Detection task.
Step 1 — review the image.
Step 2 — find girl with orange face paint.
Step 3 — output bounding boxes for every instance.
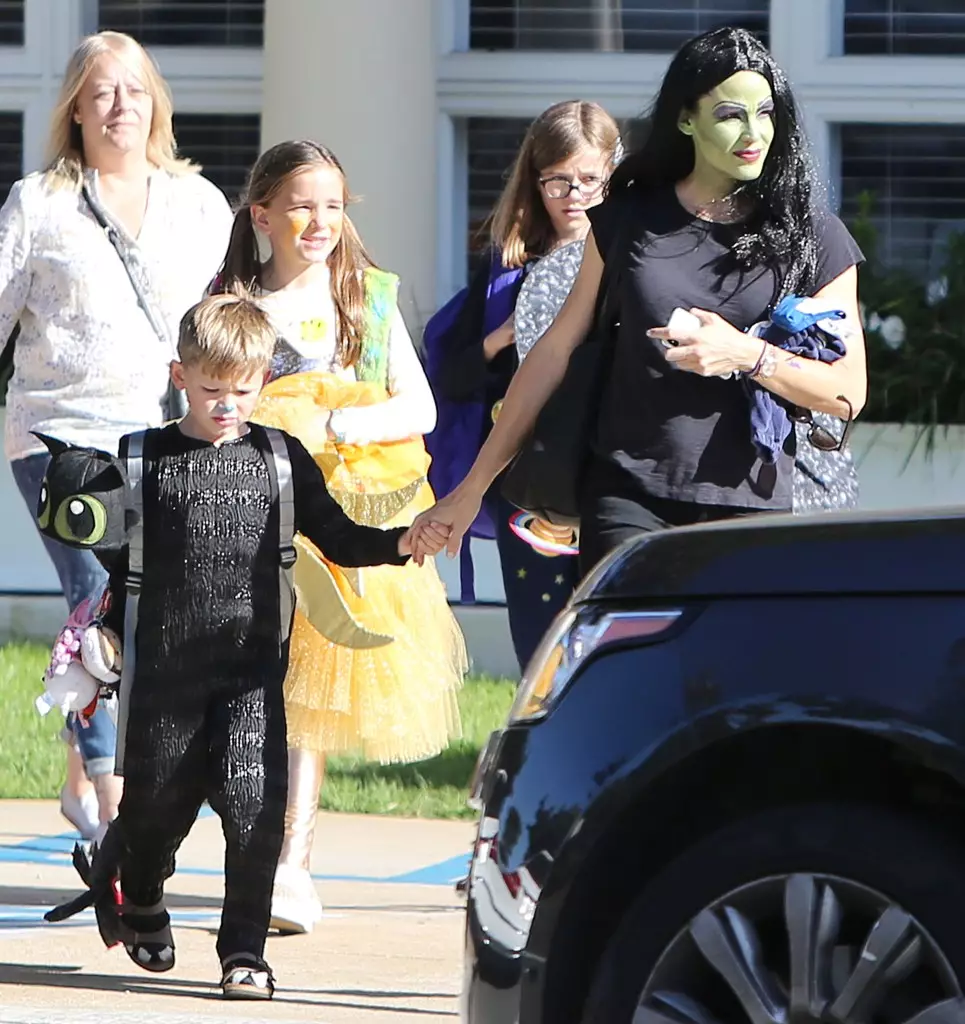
[216,141,466,936]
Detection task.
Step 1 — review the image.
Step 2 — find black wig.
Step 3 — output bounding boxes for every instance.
[609,26,821,296]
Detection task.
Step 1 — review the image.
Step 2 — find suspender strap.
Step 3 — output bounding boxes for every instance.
[262,426,297,647]
[114,429,147,776]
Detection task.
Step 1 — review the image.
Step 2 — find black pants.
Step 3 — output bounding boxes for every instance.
[116,674,288,961]
[578,459,768,577]
[495,495,580,674]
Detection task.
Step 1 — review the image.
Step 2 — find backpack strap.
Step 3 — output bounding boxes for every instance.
[114,428,149,777]
[255,425,297,648]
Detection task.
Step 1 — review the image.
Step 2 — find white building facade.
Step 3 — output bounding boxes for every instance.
[2,0,965,610]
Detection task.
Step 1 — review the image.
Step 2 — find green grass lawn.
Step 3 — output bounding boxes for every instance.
[0,641,515,819]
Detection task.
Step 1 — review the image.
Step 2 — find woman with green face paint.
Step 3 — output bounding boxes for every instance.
[409,26,866,576]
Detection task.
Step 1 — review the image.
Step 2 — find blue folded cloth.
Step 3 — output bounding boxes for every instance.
[744,296,849,464]
[770,294,846,334]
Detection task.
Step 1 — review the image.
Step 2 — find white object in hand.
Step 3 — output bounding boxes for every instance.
[664,308,701,343]
[36,660,99,717]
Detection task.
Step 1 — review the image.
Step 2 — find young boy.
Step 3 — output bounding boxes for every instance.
[46,290,445,999]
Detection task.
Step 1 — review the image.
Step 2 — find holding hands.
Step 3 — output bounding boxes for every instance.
[647,308,762,378]
[407,483,482,565]
[399,518,452,560]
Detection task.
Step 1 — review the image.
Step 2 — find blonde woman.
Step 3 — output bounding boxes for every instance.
[0,31,233,838]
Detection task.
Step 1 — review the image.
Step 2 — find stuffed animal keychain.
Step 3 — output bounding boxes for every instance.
[37,586,122,720]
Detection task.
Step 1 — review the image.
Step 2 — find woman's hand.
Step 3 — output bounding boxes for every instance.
[647,309,762,378]
[409,483,484,565]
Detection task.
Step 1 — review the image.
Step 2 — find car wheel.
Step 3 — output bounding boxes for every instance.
[581,802,965,1024]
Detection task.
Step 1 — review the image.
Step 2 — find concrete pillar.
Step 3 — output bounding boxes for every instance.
[261,0,438,335]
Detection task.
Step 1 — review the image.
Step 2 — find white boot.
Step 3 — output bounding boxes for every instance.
[60,785,99,840]
[270,862,323,935]
[270,748,324,935]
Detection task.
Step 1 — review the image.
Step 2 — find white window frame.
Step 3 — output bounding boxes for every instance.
[434,0,965,301]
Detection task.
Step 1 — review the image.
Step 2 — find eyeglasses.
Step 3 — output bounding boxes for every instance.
[792,395,854,452]
[538,175,605,201]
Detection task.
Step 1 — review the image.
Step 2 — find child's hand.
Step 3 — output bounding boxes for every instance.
[402,521,451,563]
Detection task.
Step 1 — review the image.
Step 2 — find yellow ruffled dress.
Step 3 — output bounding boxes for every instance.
[253,371,467,765]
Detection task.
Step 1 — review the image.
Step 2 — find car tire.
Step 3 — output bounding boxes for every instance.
[581,802,965,1023]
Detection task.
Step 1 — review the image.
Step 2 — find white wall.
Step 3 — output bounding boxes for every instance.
[260,0,439,337]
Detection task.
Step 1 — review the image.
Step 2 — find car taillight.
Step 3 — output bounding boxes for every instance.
[507,608,682,724]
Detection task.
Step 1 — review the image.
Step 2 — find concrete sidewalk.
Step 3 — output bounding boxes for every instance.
[0,801,474,1023]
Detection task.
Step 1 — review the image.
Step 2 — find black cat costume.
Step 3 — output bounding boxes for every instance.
[35,424,408,998]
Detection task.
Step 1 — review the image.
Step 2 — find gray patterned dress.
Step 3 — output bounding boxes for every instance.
[792,414,859,513]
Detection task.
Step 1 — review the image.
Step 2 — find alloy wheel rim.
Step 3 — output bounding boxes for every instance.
[635,872,963,1023]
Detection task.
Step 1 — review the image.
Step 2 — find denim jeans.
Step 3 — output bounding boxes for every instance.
[10,452,117,776]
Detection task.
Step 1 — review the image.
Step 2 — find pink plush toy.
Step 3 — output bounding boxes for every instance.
[37,586,122,720]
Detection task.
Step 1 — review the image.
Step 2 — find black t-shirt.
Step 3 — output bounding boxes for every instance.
[586,186,864,509]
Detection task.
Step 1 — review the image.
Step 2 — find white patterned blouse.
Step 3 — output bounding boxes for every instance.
[0,167,233,461]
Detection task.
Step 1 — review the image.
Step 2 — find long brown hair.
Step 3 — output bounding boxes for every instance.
[489,100,621,268]
[219,139,378,370]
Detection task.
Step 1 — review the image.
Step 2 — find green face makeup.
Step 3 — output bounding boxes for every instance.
[679,70,775,186]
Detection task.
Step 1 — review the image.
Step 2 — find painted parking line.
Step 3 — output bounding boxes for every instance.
[0,904,224,941]
[0,832,470,887]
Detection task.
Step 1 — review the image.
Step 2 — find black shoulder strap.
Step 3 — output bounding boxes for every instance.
[589,208,631,346]
[249,424,296,648]
[81,182,171,351]
[114,426,152,776]
[447,249,498,356]
[0,324,19,380]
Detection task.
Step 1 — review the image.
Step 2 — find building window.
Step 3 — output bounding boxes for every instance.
[467,117,530,263]
[98,0,264,47]
[843,1,965,56]
[173,113,259,201]
[0,110,22,206]
[839,123,965,279]
[469,0,768,52]
[0,0,24,46]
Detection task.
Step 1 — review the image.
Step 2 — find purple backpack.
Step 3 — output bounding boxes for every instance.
[424,251,526,600]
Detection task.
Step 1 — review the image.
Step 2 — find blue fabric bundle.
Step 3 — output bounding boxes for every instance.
[745,295,848,464]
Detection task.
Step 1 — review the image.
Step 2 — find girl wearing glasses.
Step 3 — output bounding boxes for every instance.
[413,27,867,575]
[425,100,621,674]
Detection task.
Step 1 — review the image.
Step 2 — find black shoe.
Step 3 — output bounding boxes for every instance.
[120,900,175,973]
[455,874,469,895]
[221,953,275,1000]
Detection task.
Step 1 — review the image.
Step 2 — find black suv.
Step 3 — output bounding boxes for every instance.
[462,509,965,1024]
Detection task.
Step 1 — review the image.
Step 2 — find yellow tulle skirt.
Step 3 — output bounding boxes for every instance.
[253,372,467,765]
